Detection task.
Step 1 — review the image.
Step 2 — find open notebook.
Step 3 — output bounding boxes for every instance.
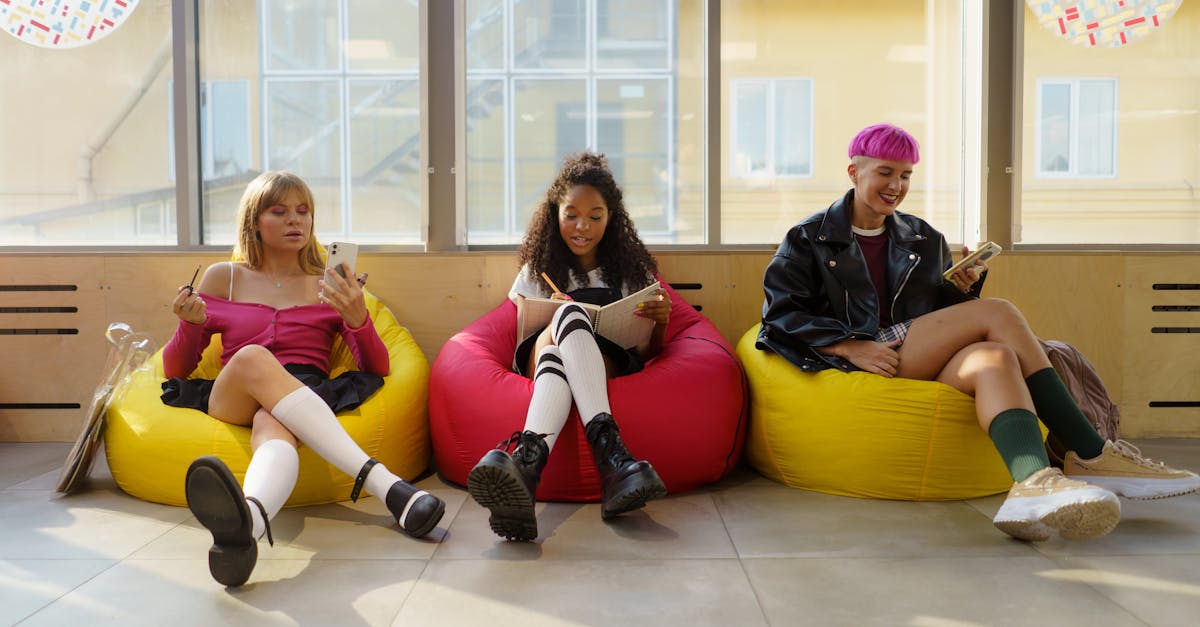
[516,281,661,352]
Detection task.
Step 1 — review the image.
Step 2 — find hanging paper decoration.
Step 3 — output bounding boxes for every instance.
[2,0,141,49]
[1026,0,1182,47]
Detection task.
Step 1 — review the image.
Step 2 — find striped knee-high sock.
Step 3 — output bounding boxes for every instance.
[551,303,611,426]
[520,345,573,451]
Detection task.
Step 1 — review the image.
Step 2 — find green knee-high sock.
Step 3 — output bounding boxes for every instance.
[988,408,1051,482]
[1025,367,1106,459]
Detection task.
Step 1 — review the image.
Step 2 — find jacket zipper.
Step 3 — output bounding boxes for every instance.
[890,254,919,324]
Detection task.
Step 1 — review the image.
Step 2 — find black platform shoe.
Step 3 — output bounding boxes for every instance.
[185,456,270,587]
[466,431,550,541]
[352,459,445,538]
[585,413,668,519]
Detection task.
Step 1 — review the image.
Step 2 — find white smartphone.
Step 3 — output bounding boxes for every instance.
[325,241,359,280]
[943,241,1002,281]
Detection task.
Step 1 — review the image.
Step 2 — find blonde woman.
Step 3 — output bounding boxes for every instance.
[162,171,443,587]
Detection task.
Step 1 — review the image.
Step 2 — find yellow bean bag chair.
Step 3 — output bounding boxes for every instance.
[105,292,430,507]
[737,324,1028,501]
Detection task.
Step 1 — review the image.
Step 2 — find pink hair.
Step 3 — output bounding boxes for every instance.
[848,123,920,164]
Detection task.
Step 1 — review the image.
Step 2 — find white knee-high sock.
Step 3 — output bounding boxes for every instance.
[242,438,299,541]
[551,304,611,426]
[521,345,573,451]
[270,386,401,500]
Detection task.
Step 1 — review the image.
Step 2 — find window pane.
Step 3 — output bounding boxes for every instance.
[202,0,422,246]
[721,0,964,244]
[596,0,670,70]
[731,81,768,177]
[0,0,175,245]
[467,0,507,71]
[513,0,587,70]
[348,79,421,242]
[465,0,705,245]
[264,0,339,72]
[774,79,813,176]
[1077,80,1115,176]
[596,79,671,232]
[1020,4,1194,244]
[513,79,588,233]
[1039,82,1071,174]
[346,0,419,72]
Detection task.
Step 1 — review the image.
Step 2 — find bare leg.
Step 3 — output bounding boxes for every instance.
[207,345,305,427]
[928,341,1034,431]
[895,298,1051,382]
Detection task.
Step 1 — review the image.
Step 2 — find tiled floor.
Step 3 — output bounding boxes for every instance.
[3,440,1200,626]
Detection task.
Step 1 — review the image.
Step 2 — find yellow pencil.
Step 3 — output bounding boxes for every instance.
[540,271,563,295]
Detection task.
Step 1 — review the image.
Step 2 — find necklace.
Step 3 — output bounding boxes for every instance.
[263,267,288,289]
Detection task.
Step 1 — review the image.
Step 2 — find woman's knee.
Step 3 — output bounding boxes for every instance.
[977,297,1027,326]
[251,409,298,448]
[551,303,595,344]
[957,341,1021,376]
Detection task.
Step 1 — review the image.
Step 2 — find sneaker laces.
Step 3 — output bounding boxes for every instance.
[1109,439,1168,469]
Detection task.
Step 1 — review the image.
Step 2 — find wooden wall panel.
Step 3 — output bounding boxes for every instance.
[1121,256,1200,437]
[0,256,107,441]
[2,250,1199,441]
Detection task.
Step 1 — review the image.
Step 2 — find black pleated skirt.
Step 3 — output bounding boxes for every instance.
[161,363,384,414]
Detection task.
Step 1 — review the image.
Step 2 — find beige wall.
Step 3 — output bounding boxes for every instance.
[3,250,1198,442]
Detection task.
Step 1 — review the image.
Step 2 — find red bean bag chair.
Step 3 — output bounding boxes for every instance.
[430,281,746,501]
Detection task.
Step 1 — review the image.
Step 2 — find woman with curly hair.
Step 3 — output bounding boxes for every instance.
[466,151,671,542]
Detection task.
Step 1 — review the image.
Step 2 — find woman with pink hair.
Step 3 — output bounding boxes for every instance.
[757,123,1199,542]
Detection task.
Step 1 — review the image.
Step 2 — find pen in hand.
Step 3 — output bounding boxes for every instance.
[540,271,573,301]
[185,265,201,295]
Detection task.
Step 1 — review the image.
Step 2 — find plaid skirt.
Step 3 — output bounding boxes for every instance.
[874,319,914,345]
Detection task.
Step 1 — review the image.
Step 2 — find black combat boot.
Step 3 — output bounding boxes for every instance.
[467,431,550,541]
[585,413,668,519]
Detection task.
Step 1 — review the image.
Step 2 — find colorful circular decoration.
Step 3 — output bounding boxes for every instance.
[1026,1,1182,47]
[2,0,141,49]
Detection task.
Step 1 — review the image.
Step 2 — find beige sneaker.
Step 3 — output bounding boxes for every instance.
[1064,440,1200,500]
[992,467,1120,541]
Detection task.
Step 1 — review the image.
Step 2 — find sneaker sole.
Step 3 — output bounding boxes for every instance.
[601,465,668,520]
[994,494,1121,542]
[1071,475,1200,500]
[185,456,257,587]
[467,457,537,542]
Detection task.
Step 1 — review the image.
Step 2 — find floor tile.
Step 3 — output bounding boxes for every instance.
[434,490,736,560]
[714,479,1035,558]
[1047,554,1200,627]
[19,557,425,626]
[0,559,115,625]
[0,443,71,490]
[743,555,1145,626]
[0,489,190,560]
[395,559,766,626]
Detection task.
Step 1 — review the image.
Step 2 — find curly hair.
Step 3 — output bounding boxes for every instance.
[231,171,326,274]
[517,151,658,296]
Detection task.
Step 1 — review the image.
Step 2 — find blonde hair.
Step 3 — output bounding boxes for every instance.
[231,171,326,274]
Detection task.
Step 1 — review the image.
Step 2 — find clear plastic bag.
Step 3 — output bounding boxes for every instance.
[56,322,155,494]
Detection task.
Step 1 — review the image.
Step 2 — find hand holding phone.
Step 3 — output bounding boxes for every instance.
[943,241,1002,281]
[325,242,359,280]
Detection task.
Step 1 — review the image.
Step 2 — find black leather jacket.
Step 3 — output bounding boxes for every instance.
[756,189,984,372]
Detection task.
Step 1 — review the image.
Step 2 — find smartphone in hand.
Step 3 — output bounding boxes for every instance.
[325,242,359,280]
[943,241,1002,281]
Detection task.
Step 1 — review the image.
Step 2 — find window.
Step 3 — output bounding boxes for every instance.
[721,1,966,245]
[1035,78,1117,178]
[168,80,252,182]
[0,0,176,245]
[463,0,705,245]
[1019,1,1198,245]
[730,78,813,179]
[200,0,421,246]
